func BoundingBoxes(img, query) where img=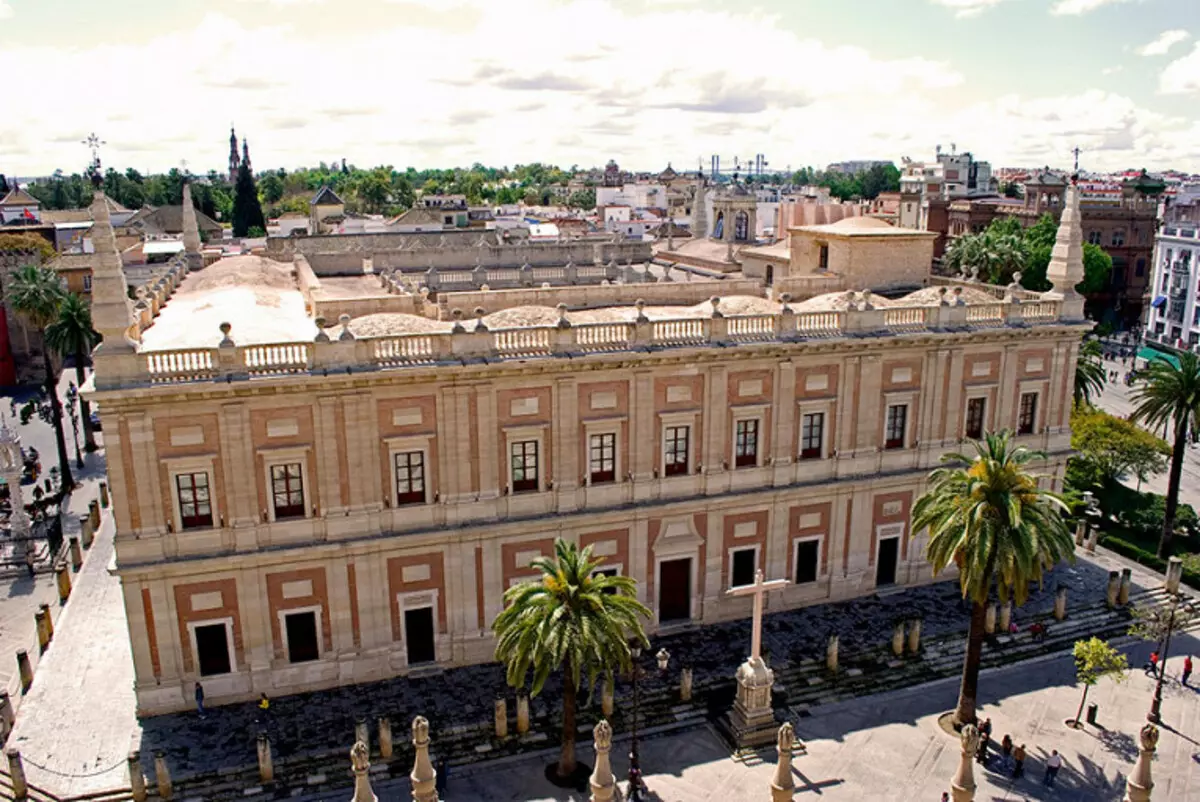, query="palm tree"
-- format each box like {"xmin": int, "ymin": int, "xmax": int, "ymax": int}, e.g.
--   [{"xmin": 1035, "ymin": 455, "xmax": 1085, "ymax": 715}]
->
[
  {"xmin": 1131, "ymin": 351, "xmax": 1200, "ymax": 558},
  {"xmin": 44, "ymin": 293, "xmax": 100, "ymax": 452},
  {"xmin": 1074, "ymin": 339, "xmax": 1106, "ymax": 407},
  {"xmin": 492, "ymin": 538, "xmax": 651, "ymax": 780},
  {"xmin": 913, "ymin": 432, "xmax": 1075, "ymax": 727},
  {"xmin": 8, "ymin": 264, "xmax": 74, "ymax": 491}
]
